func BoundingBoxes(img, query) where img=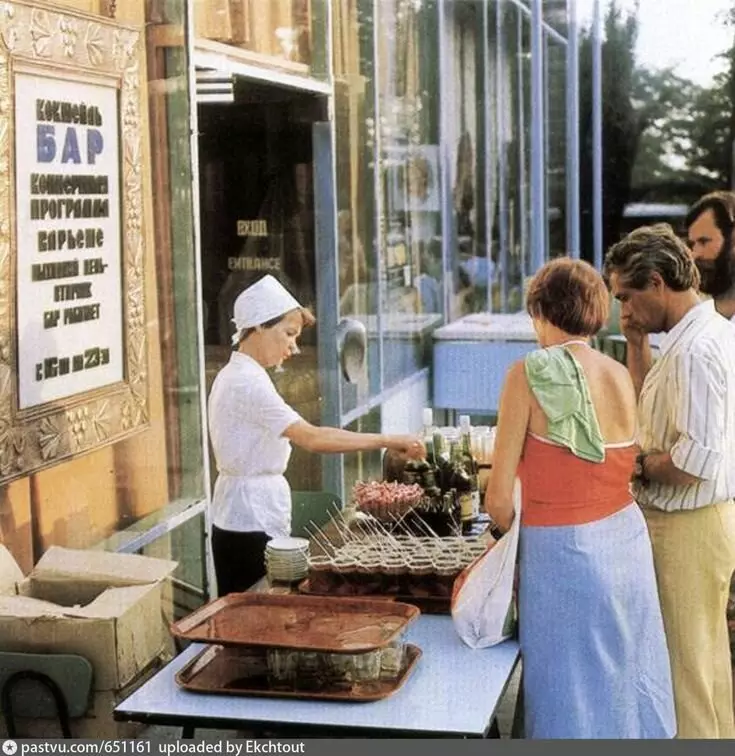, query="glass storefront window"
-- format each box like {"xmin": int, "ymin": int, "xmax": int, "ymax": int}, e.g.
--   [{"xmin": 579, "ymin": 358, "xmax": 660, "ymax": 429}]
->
[
  {"xmin": 543, "ymin": 0, "xmax": 569, "ymax": 37},
  {"xmin": 376, "ymin": 0, "xmax": 442, "ymax": 388},
  {"xmin": 192, "ymin": 0, "xmax": 328, "ymax": 80},
  {"xmin": 342, "ymin": 408, "xmax": 383, "ymax": 499},
  {"xmin": 546, "ymin": 34, "xmax": 568, "ymax": 258},
  {"xmin": 149, "ymin": 4, "xmax": 207, "ymax": 506},
  {"xmin": 486, "ymin": 0, "xmax": 502, "ymax": 311},
  {"xmin": 137, "ymin": 510, "xmax": 208, "ymax": 621},
  {"xmin": 448, "ymin": 0, "xmax": 487, "ymax": 319},
  {"xmin": 333, "ymin": 0, "xmax": 381, "ymax": 414},
  {"xmin": 500, "ymin": 1, "xmax": 532, "ymax": 312}
]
